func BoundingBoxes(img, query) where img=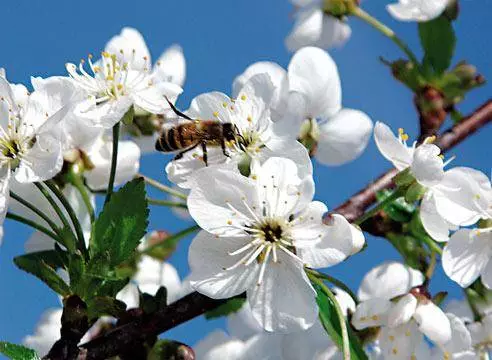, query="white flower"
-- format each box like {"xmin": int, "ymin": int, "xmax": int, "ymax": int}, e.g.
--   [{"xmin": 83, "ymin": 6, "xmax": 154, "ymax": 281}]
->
[
  {"xmin": 374, "ymin": 122, "xmax": 487, "ymax": 242},
  {"xmin": 352, "ymin": 262, "xmax": 452, "ymax": 358},
  {"xmin": 23, "ymin": 308, "xmax": 62, "ymax": 357},
  {"xmin": 166, "ymin": 73, "xmax": 312, "ymax": 189},
  {"xmin": 0, "ymin": 74, "xmax": 75, "ymax": 230},
  {"xmin": 187, "ymin": 157, "xmax": 364, "ymax": 332},
  {"xmin": 83, "ymin": 134, "xmax": 141, "ymax": 191},
  {"xmin": 286, "ymin": 0, "xmax": 351, "ymax": 51},
  {"xmin": 233, "ymin": 47, "xmax": 373, "ymax": 166},
  {"xmin": 443, "ymin": 227, "xmax": 492, "ymax": 289},
  {"xmin": 387, "ymin": 0, "xmax": 450, "ymax": 22},
  {"xmin": 467, "ymin": 313, "xmax": 492, "ymax": 353},
  {"xmin": 430, "ymin": 313, "xmax": 474, "ymax": 360},
  {"xmin": 194, "ymin": 330, "xmax": 246, "ymax": 360},
  {"xmin": 117, "ymin": 241, "xmax": 182, "ymax": 308},
  {"xmin": 66, "ymin": 28, "xmax": 183, "ymax": 129}
]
